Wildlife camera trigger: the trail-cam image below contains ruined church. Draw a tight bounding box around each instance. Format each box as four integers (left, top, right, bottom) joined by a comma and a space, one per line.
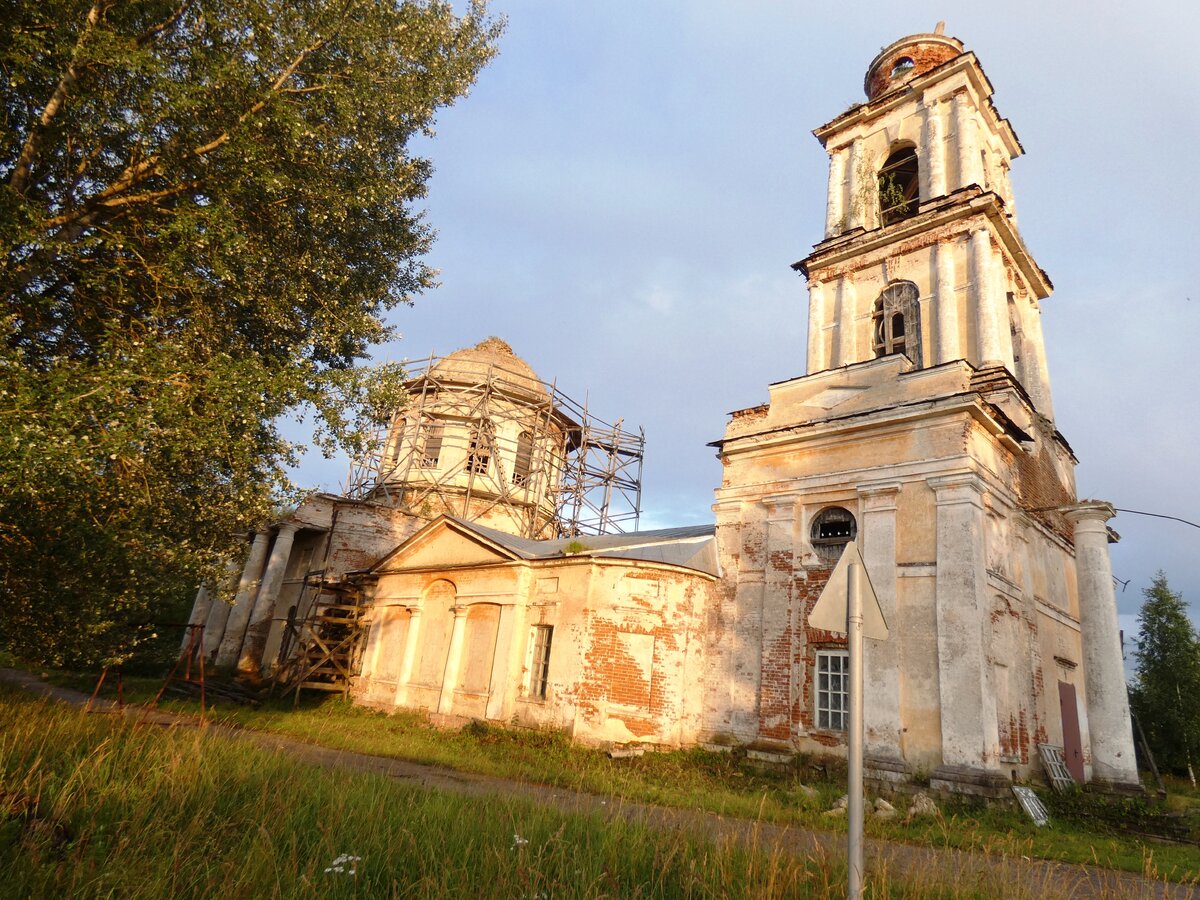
186, 29, 1140, 797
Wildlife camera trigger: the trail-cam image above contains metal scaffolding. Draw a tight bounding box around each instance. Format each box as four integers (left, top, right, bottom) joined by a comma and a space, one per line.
344, 352, 644, 539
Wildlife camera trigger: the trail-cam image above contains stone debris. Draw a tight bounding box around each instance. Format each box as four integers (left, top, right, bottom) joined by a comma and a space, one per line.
905, 792, 940, 822
872, 797, 898, 820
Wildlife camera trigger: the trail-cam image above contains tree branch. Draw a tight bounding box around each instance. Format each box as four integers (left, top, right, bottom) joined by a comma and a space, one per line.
135, 0, 195, 48
9, 1, 108, 196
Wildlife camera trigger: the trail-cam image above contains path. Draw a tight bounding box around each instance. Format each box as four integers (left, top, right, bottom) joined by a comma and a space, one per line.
2, 668, 1195, 899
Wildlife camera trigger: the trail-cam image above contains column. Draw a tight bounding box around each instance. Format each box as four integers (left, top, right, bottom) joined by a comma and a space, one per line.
1063, 502, 1140, 788
237, 523, 300, 676
825, 147, 847, 237
438, 605, 470, 714
922, 97, 947, 199
181, 584, 214, 654
202, 557, 242, 659
730, 502, 766, 739
393, 606, 423, 707
834, 276, 857, 367
928, 474, 999, 771
807, 281, 826, 374
858, 482, 903, 761
952, 92, 982, 190
933, 240, 960, 363
845, 138, 865, 230
216, 531, 271, 668
971, 229, 1003, 367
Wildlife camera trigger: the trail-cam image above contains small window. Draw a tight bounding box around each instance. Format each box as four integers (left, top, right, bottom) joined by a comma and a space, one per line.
878, 147, 919, 226
467, 429, 490, 475
872, 281, 921, 365
890, 57, 915, 78
512, 430, 533, 486
816, 650, 849, 731
811, 506, 857, 562
530, 625, 553, 700
419, 422, 444, 469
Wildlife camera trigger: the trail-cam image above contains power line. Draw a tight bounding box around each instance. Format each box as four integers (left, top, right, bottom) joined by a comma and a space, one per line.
1114, 508, 1200, 531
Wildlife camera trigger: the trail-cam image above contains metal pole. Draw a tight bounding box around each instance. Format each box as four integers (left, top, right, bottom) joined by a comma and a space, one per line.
847, 562, 865, 899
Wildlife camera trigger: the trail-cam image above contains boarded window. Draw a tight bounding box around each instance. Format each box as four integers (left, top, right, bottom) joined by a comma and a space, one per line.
816, 650, 849, 731
415, 580, 455, 687
420, 422, 444, 469
530, 625, 553, 700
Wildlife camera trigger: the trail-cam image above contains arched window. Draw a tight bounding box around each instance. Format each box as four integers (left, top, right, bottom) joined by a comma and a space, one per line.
873, 281, 921, 365
467, 423, 491, 475
512, 430, 533, 486
811, 506, 857, 562
878, 147, 919, 226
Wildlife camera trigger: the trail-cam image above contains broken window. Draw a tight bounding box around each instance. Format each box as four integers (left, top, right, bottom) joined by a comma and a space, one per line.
816, 650, 849, 731
512, 430, 533, 486
878, 146, 919, 225
530, 625, 553, 700
872, 281, 921, 365
419, 421, 444, 469
467, 427, 490, 476
810, 506, 857, 562
890, 56, 915, 78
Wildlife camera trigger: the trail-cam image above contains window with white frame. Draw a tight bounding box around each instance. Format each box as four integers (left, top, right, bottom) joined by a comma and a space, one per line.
815, 650, 849, 731
529, 625, 553, 700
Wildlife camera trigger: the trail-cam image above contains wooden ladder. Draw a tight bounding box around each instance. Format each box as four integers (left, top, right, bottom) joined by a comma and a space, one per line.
275, 581, 367, 704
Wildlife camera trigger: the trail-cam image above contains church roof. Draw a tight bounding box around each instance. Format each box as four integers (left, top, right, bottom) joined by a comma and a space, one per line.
448, 517, 719, 576
428, 336, 549, 399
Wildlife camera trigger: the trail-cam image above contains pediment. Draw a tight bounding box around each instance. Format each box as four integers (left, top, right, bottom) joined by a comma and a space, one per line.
371, 518, 518, 572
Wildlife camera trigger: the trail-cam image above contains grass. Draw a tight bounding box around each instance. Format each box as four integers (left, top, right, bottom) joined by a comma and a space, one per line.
27, 669, 1200, 884
0, 684, 1005, 899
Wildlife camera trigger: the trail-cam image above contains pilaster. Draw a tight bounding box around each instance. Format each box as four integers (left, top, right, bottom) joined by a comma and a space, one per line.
394, 604, 423, 708
834, 276, 857, 367
858, 481, 904, 763
928, 473, 1002, 776
807, 281, 827, 374
933, 240, 959, 363
922, 97, 947, 199
826, 147, 847, 237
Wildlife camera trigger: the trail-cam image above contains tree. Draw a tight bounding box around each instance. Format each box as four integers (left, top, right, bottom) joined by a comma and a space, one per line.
0, 0, 501, 666
1130, 572, 1200, 781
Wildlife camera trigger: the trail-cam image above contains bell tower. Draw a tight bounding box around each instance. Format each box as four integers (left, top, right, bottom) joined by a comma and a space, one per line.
705, 28, 1140, 796
802, 25, 1055, 420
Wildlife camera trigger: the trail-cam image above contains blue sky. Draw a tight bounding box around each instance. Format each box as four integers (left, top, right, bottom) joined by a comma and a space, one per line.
293, 2, 1200, 639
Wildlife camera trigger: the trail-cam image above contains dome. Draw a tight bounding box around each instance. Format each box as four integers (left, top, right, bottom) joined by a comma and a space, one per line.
429, 337, 548, 399
864, 30, 964, 101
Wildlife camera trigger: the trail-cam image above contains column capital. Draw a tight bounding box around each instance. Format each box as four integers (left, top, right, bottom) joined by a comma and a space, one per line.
927, 472, 986, 506
761, 492, 801, 521
857, 480, 902, 507
274, 521, 301, 537
450, 604, 471, 619
1061, 500, 1116, 527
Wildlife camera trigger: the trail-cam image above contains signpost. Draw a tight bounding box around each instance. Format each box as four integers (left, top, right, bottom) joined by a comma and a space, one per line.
808, 541, 888, 899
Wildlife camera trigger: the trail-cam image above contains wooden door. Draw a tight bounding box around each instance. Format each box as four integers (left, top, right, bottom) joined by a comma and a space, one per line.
1058, 681, 1085, 783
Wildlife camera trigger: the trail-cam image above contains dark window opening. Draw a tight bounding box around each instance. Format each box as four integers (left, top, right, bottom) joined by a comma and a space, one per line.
512, 430, 533, 486
811, 506, 857, 561
873, 281, 921, 366
530, 625, 553, 700
890, 57, 915, 78
878, 147, 920, 226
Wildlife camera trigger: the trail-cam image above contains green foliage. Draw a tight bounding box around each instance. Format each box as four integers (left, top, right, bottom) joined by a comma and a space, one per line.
562, 539, 588, 555
1130, 573, 1200, 777
0, 1, 501, 666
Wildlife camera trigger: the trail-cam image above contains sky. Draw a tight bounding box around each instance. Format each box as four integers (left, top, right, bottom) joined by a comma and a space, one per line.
292, 1, 1200, 639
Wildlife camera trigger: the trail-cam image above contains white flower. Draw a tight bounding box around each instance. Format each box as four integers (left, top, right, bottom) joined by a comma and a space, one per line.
324, 853, 362, 875
511, 834, 530, 850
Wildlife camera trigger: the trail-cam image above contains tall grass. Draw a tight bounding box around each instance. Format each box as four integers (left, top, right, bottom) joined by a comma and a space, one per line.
1, 686, 991, 898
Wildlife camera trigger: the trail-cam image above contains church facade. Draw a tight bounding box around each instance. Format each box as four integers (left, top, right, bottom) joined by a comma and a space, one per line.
188, 29, 1140, 796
